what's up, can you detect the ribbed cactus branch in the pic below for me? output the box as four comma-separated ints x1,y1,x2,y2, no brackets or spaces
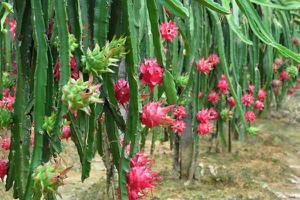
5,1,28,196
51,0,70,153
146,0,165,66
24,0,49,198
94,0,112,46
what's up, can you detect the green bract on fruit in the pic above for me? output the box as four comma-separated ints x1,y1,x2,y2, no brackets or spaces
220,109,231,122
175,75,189,87
32,160,71,198
246,126,260,135
62,73,102,114
68,34,78,53
81,37,126,75
42,113,56,135
54,34,78,54
286,66,298,79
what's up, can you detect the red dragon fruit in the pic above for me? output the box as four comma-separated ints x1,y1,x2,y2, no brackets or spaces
197,123,212,135
196,109,210,123
125,153,161,200
242,93,254,107
198,91,203,99
0,91,15,111
254,101,264,111
171,120,186,135
279,70,289,81
114,79,130,105
1,136,11,151
159,20,178,42
228,96,236,107
196,58,211,74
207,54,220,67
141,101,174,128
61,124,71,141
292,37,299,45
217,74,228,94
54,56,78,81
207,91,219,104
9,19,16,39
173,106,186,119
245,111,256,123
140,59,164,91
208,108,218,120
257,89,266,102
248,84,255,95
0,159,8,181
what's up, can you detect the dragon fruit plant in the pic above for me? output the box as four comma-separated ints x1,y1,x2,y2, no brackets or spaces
1,0,300,200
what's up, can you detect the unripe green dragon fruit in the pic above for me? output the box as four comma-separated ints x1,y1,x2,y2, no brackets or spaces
32,160,71,199
102,36,126,59
62,73,102,114
42,113,56,135
286,66,298,79
69,34,79,53
54,33,78,54
2,72,14,88
246,126,259,135
0,108,12,129
175,74,189,87
81,37,126,75
220,109,232,121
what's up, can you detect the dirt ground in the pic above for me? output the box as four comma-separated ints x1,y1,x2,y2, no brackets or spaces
0,118,299,200
144,119,300,200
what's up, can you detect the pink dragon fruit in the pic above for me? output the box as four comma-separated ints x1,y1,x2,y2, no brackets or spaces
242,93,254,107
208,108,218,120
217,74,228,94
245,111,256,123
196,58,211,74
228,96,236,107
197,123,212,135
125,153,161,200
0,159,8,181
207,91,219,104
173,106,186,119
196,109,210,123
114,79,130,105
159,20,178,42
171,120,186,135
257,89,266,102
207,54,220,67
140,59,164,91
1,136,11,151
254,101,264,111
141,101,174,128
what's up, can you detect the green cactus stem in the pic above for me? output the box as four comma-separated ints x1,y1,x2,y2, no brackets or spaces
24,0,49,198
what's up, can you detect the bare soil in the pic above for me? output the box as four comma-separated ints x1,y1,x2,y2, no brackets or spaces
0,119,299,200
